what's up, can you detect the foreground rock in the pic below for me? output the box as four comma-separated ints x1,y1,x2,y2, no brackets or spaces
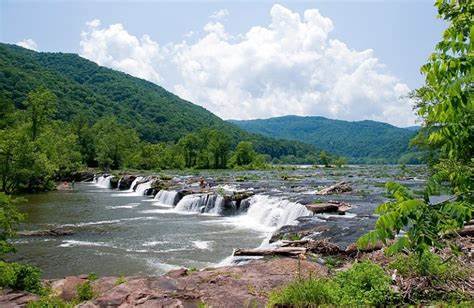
0,289,39,308
27,258,325,308
316,181,352,195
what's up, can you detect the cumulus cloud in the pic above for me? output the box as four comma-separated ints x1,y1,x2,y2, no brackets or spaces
80,19,163,83
16,38,38,51
79,5,416,126
210,9,229,20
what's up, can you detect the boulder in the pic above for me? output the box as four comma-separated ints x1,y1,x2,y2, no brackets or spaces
305,201,351,214
109,176,119,189
118,175,137,190
316,181,352,195
0,289,39,307
51,276,88,301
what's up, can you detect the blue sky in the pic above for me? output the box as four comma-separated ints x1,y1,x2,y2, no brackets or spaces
1,1,445,126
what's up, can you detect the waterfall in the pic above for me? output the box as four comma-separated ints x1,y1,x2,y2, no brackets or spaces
240,195,311,229
95,175,112,189
174,194,225,214
154,190,179,207
128,177,143,192
134,180,151,196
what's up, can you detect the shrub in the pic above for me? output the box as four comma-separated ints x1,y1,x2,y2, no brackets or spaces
26,296,73,308
87,272,98,281
267,278,337,307
267,261,395,307
335,261,395,305
114,276,126,286
0,261,43,294
76,281,94,301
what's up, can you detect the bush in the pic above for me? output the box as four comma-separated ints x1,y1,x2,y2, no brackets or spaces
76,281,94,301
335,261,395,305
26,296,73,308
267,261,395,307
0,261,43,294
267,278,337,307
389,251,468,280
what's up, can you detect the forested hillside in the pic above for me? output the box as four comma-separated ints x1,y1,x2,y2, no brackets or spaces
230,116,423,163
0,43,317,161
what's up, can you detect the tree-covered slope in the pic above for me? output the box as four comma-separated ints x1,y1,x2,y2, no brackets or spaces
230,116,419,163
0,43,317,160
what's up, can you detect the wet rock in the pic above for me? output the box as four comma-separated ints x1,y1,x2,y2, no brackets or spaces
118,175,137,190
0,289,39,307
305,201,351,214
109,176,119,189
18,227,74,237
316,181,352,195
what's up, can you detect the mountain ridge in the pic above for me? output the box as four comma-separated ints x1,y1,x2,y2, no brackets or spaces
229,115,420,163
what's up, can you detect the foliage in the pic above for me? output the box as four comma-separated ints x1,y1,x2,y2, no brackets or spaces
359,0,473,260
76,281,94,301
0,193,24,255
389,250,468,280
114,276,126,286
26,296,74,308
231,115,420,163
267,261,395,307
357,182,471,256
0,43,320,163
0,261,43,294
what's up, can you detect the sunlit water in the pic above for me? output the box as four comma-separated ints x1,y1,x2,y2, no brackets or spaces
11,183,266,278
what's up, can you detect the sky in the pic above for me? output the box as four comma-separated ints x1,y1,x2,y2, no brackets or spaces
1,0,446,127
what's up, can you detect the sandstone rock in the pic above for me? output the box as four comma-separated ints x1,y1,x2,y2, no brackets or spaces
0,289,39,308
305,201,351,214
51,276,87,301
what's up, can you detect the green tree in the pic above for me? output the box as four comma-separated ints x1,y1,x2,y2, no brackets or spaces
319,151,331,167
207,130,231,169
0,193,23,256
359,0,473,259
92,117,140,170
23,87,57,141
178,133,200,168
230,141,256,166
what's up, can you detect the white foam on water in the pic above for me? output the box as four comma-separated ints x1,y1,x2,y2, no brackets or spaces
106,203,140,209
95,175,112,189
142,241,168,247
192,240,213,250
153,190,179,207
59,240,111,248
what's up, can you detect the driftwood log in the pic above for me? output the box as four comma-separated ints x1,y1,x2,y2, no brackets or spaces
316,181,352,195
233,247,307,257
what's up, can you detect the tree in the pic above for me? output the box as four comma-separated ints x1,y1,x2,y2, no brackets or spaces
0,193,23,257
178,133,200,168
319,151,331,167
358,0,473,258
207,130,231,169
92,117,140,170
231,141,256,166
23,87,56,141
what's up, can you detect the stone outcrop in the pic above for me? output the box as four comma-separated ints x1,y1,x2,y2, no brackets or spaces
305,201,351,214
118,175,137,190
0,289,39,308
316,181,352,195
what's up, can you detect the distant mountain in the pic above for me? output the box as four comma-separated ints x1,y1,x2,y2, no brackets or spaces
0,43,318,161
229,116,419,163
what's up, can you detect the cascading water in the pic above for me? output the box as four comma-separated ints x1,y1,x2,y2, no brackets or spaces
154,190,179,207
95,175,112,189
235,195,311,231
128,177,143,192
174,194,225,214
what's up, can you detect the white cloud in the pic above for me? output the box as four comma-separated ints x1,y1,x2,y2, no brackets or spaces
210,9,229,20
16,38,38,51
80,20,163,83
79,5,416,126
